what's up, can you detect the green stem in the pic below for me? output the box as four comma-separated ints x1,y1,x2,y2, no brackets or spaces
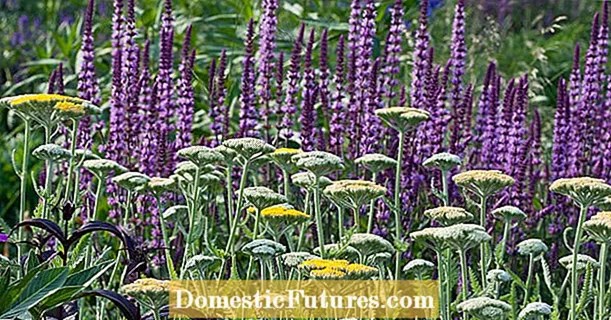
459,249,469,320
282,168,290,200
599,242,607,320
296,191,309,252
122,191,133,226
499,220,511,267
443,248,452,318
524,254,534,306
394,130,405,281
63,120,78,201
570,204,589,320
441,169,449,206
367,172,377,233
221,161,250,278
337,205,344,241
17,120,31,271
85,178,103,268
156,194,176,279
314,176,326,258
181,166,202,278
436,251,448,320
479,195,489,288
226,165,234,231
42,126,52,220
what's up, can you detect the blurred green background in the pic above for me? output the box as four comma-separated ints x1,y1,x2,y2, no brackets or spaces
0,0,601,228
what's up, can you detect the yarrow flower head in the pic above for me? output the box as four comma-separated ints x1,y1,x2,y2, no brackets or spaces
518,302,552,320
32,144,71,162
348,233,395,257
281,252,319,269
402,259,435,277
354,153,397,174
423,152,462,172
452,170,515,199
375,107,430,133
0,94,100,125
584,211,611,243
324,180,387,210
550,177,611,206
243,187,287,210
517,239,548,257
261,204,310,225
146,177,176,194
242,239,286,260
491,206,527,222
111,172,151,192
297,259,377,280
424,206,473,226
269,148,302,171
559,254,599,271
342,263,378,279
486,269,511,283
292,151,344,177
83,159,128,177
313,244,359,262
415,224,492,252
291,172,332,191
214,145,239,166
222,138,275,161
457,297,511,320
177,146,223,167
310,267,346,279
121,278,171,306
185,254,221,273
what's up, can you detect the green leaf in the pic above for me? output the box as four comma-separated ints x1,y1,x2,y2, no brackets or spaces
65,260,114,287
0,267,69,319
0,258,50,312
0,268,10,293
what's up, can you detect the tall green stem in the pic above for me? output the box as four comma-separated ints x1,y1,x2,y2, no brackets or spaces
441,169,449,206
436,251,448,320
42,126,52,219
498,221,511,267
479,195,489,287
367,172,377,233
226,166,234,230
156,194,176,279
570,204,588,320
282,168,290,200
523,254,534,305
85,178,103,268
314,176,326,258
297,191,310,252
17,120,31,270
394,130,405,280
599,242,608,320
181,166,202,278
63,120,78,201
459,249,469,320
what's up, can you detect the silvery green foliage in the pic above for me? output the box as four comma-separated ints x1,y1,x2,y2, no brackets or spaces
32,144,71,161
518,302,552,320
559,254,599,271
177,146,223,167
348,233,395,256
403,259,435,274
280,252,319,268
291,172,332,190
291,151,344,177
185,254,220,272
83,159,128,177
457,297,511,320
313,244,359,262
486,269,511,283
222,137,275,161
517,239,549,256
354,153,397,174
422,152,462,172
242,239,286,260
162,205,189,219
111,172,151,191
491,205,527,221
424,206,473,226
243,186,287,209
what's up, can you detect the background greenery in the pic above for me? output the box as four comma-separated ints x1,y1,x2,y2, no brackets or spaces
0,0,600,229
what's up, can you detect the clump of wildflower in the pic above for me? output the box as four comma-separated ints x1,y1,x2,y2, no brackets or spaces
261,204,310,225
559,254,599,271
292,151,344,177
403,259,435,278
242,239,286,260
291,172,332,190
55,101,86,119
584,211,611,243
457,297,511,320
281,252,319,269
243,187,287,210
550,177,611,206
324,180,386,210
348,233,395,257
491,206,527,222
375,107,430,133
32,144,71,161
355,153,397,174
486,269,511,283
83,159,127,177
423,152,462,172
516,239,548,257
452,170,515,198
222,138,275,161
0,233,8,243
424,206,473,226
177,146,223,167
270,148,302,171
518,302,552,320
112,172,151,192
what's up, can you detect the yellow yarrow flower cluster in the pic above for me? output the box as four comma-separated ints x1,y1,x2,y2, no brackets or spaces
9,93,83,105
298,259,378,279
260,205,310,225
55,101,85,114
121,278,171,294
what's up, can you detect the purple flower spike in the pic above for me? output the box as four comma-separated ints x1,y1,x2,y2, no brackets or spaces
47,70,57,94
382,0,404,106
176,25,195,150
410,0,430,111
210,50,228,145
0,233,7,243
317,29,330,151
299,29,317,152
257,0,278,137
238,19,258,138
329,35,346,156
278,24,305,141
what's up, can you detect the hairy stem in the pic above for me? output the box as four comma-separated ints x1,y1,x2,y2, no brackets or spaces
367,172,377,233
181,166,202,278
63,120,78,200
479,195,489,287
570,204,588,320
314,176,326,258
524,254,534,305
394,130,405,280
17,120,31,272
599,242,608,320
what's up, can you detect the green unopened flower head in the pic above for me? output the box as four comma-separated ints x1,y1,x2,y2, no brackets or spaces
375,107,430,132
518,302,552,320
112,172,151,192
424,206,474,226
214,145,239,166
491,205,527,222
177,146,223,167
83,159,128,177
242,239,286,260
348,233,395,257
410,227,447,250
453,170,515,198
324,180,387,210
147,177,176,194
457,297,511,320
222,138,275,161
292,151,344,177
32,144,71,162
550,177,611,207
516,239,548,257
281,252,319,269
435,224,492,252
313,244,359,262
559,254,599,271
354,153,397,174
243,187,288,210
270,148,302,171
369,252,392,266
422,152,462,172
403,259,435,276
185,255,220,272
121,278,171,307
174,161,199,176
486,269,511,283
584,211,611,243
291,172,332,190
